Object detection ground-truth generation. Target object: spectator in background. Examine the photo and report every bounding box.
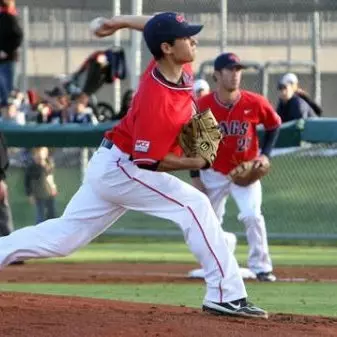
[25,147,58,224]
[193,78,210,98]
[276,77,317,123]
[0,130,23,265]
[11,89,33,118]
[0,0,23,111]
[43,87,70,124]
[280,73,323,116]
[119,89,134,119]
[36,103,53,124]
[26,89,42,122]
[68,93,98,124]
[0,132,12,236]
[0,97,25,124]
[10,89,26,110]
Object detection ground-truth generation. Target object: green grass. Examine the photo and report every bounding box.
[1,282,336,317]
[1,241,336,317]
[31,242,337,266]
[6,152,337,239]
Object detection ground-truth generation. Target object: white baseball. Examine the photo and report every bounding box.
[89,17,108,33]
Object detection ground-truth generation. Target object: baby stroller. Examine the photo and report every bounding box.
[56,47,127,122]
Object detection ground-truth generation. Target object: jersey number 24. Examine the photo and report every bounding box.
[237,137,251,152]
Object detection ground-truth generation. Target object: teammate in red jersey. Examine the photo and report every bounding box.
[0,14,268,318]
[189,53,281,282]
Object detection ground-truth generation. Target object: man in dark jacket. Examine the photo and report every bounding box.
[0,0,23,108]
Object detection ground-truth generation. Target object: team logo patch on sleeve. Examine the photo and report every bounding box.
[134,140,150,153]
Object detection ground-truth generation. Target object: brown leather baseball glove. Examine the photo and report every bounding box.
[229,158,271,186]
[179,108,222,167]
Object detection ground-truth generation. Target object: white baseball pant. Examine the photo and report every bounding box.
[0,145,247,303]
[200,168,273,274]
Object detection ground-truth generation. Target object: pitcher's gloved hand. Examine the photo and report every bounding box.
[179,108,222,168]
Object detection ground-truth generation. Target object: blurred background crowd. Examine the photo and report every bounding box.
[0,0,135,127]
[0,85,134,126]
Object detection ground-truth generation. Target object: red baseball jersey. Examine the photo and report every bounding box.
[105,60,195,165]
[197,91,281,175]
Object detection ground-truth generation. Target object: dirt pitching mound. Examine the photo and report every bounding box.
[0,293,336,337]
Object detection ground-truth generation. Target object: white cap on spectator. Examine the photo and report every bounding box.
[280,73,299,85]
[193,79,210,93]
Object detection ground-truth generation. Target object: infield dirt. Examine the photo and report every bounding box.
[0,263,336,337]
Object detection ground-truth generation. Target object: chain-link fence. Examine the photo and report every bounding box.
[7,142,337,241]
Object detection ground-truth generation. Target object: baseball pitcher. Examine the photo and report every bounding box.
[0,14,267,318]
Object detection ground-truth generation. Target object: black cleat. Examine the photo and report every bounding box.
[202,298,268,319]
[256,272,276,282]
[9,261,25,266]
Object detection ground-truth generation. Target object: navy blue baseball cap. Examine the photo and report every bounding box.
[143,12,203,56]
[214,53,246,71]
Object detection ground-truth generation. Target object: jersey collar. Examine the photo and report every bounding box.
[214,91,242,110]
[152,67,192,91]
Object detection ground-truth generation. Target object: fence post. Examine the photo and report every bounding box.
[286,13,292,71]
[242,14,249,44]
[311,10,321,105]
[219,0,228,52]
[130,0,142,90]
[21,6,29,93]
[112,0,121,114]
[80,147,89,182]
[48,9,56,47]
[261,63,269,99]
[64,9,71,75]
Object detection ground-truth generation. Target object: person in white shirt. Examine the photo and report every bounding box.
[193,79,210,98]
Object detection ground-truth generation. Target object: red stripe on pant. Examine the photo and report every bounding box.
[117,159,224,303]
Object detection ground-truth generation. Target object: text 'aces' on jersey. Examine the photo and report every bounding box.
[197,91,281,175]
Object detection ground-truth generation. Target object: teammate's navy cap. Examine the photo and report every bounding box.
[214,53,247,71]
[143,12,203,56]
